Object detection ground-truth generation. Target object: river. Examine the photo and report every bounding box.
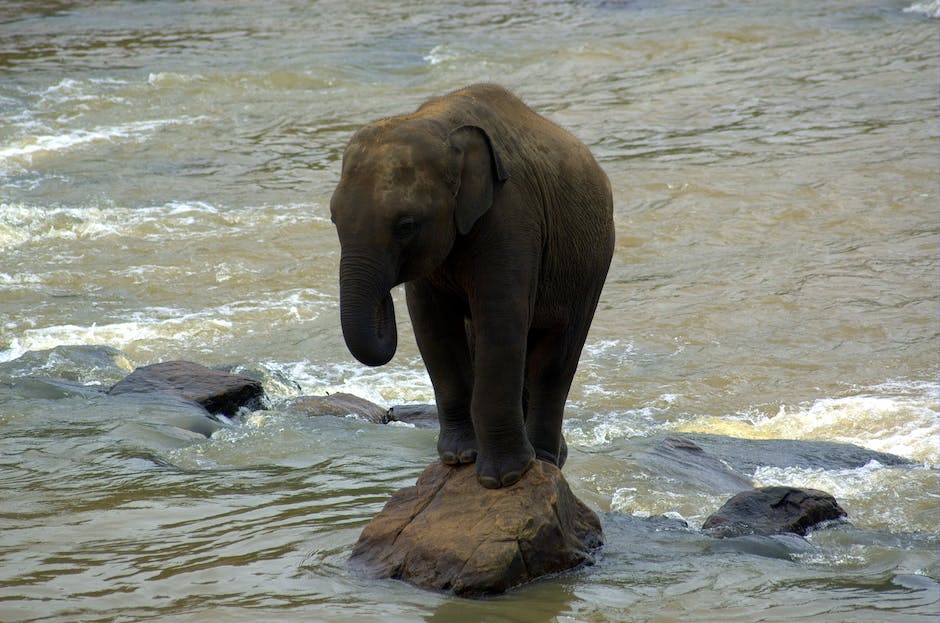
[1,1,938,621]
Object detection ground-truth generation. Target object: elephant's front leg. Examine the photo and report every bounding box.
[470,307,536,489]
[405,282,477,465]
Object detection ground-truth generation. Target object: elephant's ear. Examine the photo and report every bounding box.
[448,125,509,236]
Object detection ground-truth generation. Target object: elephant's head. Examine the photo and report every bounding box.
[330,122,508,366]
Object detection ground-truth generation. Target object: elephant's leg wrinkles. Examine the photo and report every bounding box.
[469,310,536,489]
[524,326,583,467]
[405,282,477,465]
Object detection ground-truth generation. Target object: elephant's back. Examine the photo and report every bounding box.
[416,84,588,161]
[418,83,614,257]
[418,84,613,321]
[436,86,610,198]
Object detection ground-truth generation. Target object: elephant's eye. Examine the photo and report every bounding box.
[393,216,419,241]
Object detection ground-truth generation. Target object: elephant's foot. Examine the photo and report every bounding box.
[532,436,567,468]
[534,448,559,465]
[438,427,478,465]
[475,448,536,489]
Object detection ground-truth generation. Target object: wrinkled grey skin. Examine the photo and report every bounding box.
[331,84,614,488]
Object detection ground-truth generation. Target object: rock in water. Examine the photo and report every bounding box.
[679,432,911,471]
[644,436,754,493]
[349,460,603,597]
[703,486,847,537]
[386,403,440,428]
[287,392,388,424]
[108,361,265,416]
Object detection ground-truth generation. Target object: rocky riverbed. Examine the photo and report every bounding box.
[41,355,895,595]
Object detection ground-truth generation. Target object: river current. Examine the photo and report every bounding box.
[1,1,938,621]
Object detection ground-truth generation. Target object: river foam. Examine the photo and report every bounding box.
[0,200,328,248]
[0,118,204,170]
[674,381,939,467]
[753,460,939,533]
[904,1,940,18]
[0,288,329,364]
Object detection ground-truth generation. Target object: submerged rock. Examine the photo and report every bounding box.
[679,433,911,471]
[287,392,388,424]
[703,486,847,537]
[349,460,603,597]
[108,361,265,416]
[643,435,754,493]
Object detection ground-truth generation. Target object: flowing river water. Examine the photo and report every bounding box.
[1,1,938,621]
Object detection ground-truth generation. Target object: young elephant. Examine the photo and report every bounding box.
[330,84,614,489]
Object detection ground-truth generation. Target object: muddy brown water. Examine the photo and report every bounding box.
[1,1,937,621]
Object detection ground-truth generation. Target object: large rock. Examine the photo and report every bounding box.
[108,361,265,416]
[349,460,603,597]
[703,486,847,537]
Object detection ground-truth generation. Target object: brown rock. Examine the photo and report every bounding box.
[108,361,264,416]
[349,460,603,597]
[703,486,847,537]
[286,392,388,424]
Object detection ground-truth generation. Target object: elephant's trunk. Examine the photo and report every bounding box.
[339,253,398,367]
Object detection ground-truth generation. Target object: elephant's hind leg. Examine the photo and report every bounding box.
[524,325,586,467]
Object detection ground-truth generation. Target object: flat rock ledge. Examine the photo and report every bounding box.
[348,460,603,597]
[703,486,847,537]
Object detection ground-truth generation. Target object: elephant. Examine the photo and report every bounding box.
[330,83,614,488]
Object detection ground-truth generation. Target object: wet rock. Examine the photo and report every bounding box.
[349,460,603,597]
[703,486,847,537]
[709,532,817,560]
[287,392,388,424]
[643,436,754,493]
[108,361,265,417]
[118,392,227,439]
[386,403,439,428]
[680,433,911,471]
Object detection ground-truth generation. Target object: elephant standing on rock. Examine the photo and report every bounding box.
[330,84,614,489]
